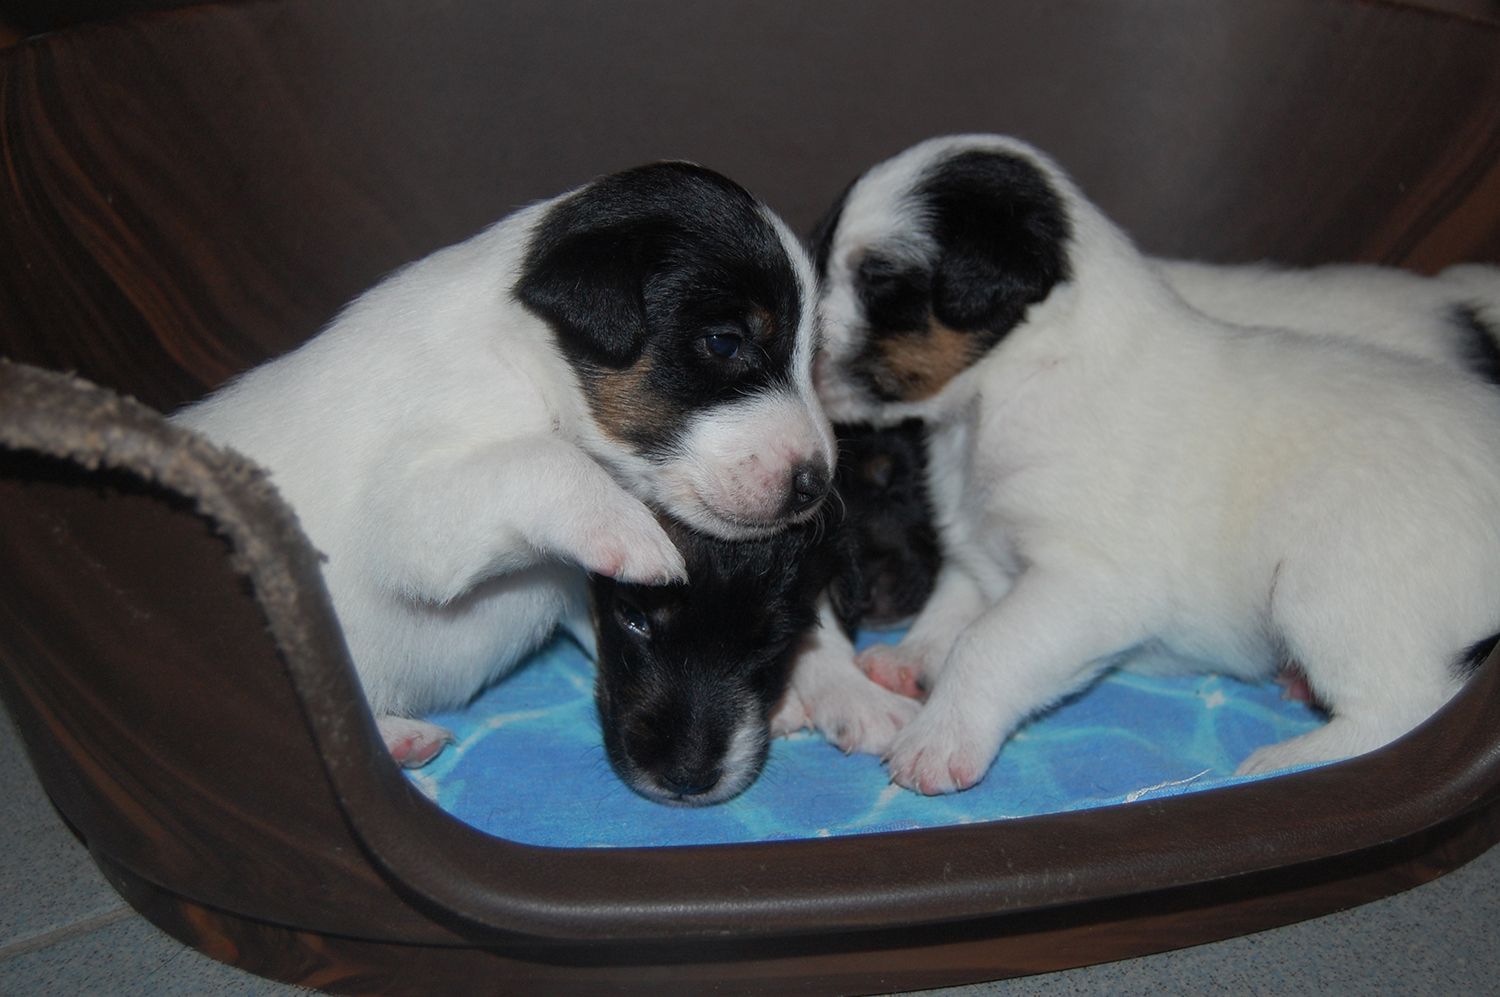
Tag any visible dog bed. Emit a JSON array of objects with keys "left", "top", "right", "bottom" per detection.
[
  {"left": 414, "top": 633, "right": 1327, "bottom": 848},
  {"left": 3, "top": 2, "right": 1500, "bottom": 995}
]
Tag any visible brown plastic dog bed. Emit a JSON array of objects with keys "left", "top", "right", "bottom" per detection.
[{"left": 3, "top": 2, "right": 1500, "bottom": 994}]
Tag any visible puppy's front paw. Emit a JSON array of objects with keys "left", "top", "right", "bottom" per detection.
[
  {"left": 856, "top": 644, "right": 929, "bottom": 700},
  {"left": 570, "top": 500, "right": 687, "bottom": 585},
  {"left": 376, "top": 716, "right": 455, "bottom": 769},
  {"left": 823, "top": 680, "right": 923, "bottom": 756},
  {"left": 776, "top": 671, "right": 922, "bottom": 756},
  {"left": 883, "top": 702, "right": 998, "bottom": 795}
]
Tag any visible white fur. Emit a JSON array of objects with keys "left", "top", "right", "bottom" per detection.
[
  {"left": 652, "top": 388, "right": 836, "bottom": 537},
  {"left": 771, "top": 596, "right": 922, "bottom": 755},
  {"left": 817, "top": 134, "right": 1500, "bottom": 793},
  {"left": 1158, "top": 258, "right": 1496, "bottom": 368},
  {"left": 173, "top": 180, "right": 829, "bottom": 766}
]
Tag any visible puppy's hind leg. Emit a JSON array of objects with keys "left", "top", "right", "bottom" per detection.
[
  {"left": 1239, "top": 561, "right": 1472, "bottom": 775},
  {"left": 773, "top": 596, "right": 921, "bottom": 755},
  {"left": 857, "top": 564, "right": 991, "bottom": 699},
  {"left": 1236, "top": 637, "right": 1464, "bottom": 776}
]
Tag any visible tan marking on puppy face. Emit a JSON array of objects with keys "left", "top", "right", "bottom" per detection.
[
  {"left": 868, "top": 319, "right": 983, "bottom": 402},
  {"left": 587, "top": 355, "right": 677, "bottom": 447},
  {"left": 748, "top": 308, "right": 775, "bottom": 339}
]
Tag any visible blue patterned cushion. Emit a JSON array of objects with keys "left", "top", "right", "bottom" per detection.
[{"left": 410, "top": 631, "right": 1327, "bottom": 847}]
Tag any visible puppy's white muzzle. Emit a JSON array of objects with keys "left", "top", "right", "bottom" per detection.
[{"left": 657, "top": 389, "right": 835, "bottom": 538}]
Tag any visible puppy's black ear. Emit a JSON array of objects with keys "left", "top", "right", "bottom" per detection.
[
  {"left": 516, "top": 222, "right": 666, "bottom": 367},
  {"left": 919, "top": 150, "right": 1072, "bottom": 338}
]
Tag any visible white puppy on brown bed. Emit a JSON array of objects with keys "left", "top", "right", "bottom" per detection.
[
  {"left": 811, "top": 133, "right": 1500, "bottom": 794},
  {"left": 175, "top": 162, "right": 837, "bottom": 767}
]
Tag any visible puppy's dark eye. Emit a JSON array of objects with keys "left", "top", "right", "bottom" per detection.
[
  {"left": 616, "top": 600, "right": 651, "bottom": 639},
  {"left": 704, "top": 331, "right": 743, "bottom": 360}
]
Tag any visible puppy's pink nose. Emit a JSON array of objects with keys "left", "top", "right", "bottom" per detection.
[{"left": 787, "top": 461, "right": 830, "bottom": 514}]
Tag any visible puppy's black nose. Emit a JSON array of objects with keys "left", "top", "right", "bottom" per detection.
[
  {"left": 787, "top": 462, "right": 831, "bottom": 514},
  {"left": 664, "top": 769, "right": 722, "bottom": 798}
]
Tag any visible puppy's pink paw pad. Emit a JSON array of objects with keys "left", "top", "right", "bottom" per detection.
[
  {"left": 376, "top": 717, "right": 455, "bottom": 769},
  {"left": 587, "top": 519, "right": 686, "bottom": 586},
  {"left": 855, "top": 646, "right": 925, "bottom": 699},
  {"left": 577, "top": 537, "right": 682, "bottom": 586}
]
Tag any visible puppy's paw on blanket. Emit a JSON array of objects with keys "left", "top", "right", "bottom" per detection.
[
  {"left": 1235, "top": 717, "right": 1373, "bottom": 776},
  {"left": 377, "top": 716, "right": 455, "bottom": 768},
  {"left": 774, "top": 656, "right": 921, "bottom": 756},
  {"left": 882, "top": 702, "right": 999, "bottom": 795}
]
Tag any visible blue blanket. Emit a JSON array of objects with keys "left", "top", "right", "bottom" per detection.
[{"left": 410, "top": 631, "right": 1327, "bottom": 848}]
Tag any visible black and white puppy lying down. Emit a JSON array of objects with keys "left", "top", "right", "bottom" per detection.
[
  {"left": 813, "top": 133, "right": 1500, "bottom": 794},
  {"left": 174, "top": 162, "right": 835, "bottom": 768},
  {"left": 591, "top": 422, "right": 937, "bottom": 806}
]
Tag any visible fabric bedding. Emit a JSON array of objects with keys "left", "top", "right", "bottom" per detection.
[{"left": 410, "top": 630, "right": 1327, "bottom": 848}]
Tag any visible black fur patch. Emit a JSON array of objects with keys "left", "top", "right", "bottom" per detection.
[
  {"left": 592, "top": 420, "right": 947, "bottom": 805},
  {"left": 592, "top": 507, "right": 852, "bottom": 805},
  {"left": 515, "top": 162, "right": 803, "bottom": 457},
  {"left": 848, "top": 149, "right": 1072, "bottom": 402},
  {"left": 917, "top": 149, "right": 1072, "bottom": 333},
  {"left": 1453, "top": 304, "right": 1500, "bottom": 386},
  {"left": 829, "top": 420, "right": 940, "bottom": 627},
  {"left": 1455, "top": 631, "right": 1500, "bottom": 680}
]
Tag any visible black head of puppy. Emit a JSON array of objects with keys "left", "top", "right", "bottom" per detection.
[
  {"left": 516, "top": 162, "right": 835, "bottom": 539},
  {"left": 830, "top": 420, "right": 941, "bottom": 627},
  {"left": 591, "top": 509, "right": 856, "bottom": 806},
  {"left": 811, "top": 135, "right": 1073, "bottom": 420}
]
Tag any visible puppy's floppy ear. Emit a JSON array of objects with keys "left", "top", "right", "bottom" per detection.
[
  {"left": 919, "top": 150, "right": 1072, "bottom": 338},
  {"left": 516, "top": 223, "right": 666, "bottom": 367}
]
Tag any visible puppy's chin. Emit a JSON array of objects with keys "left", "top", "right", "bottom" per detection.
[{"left": 657, "top": 484, "right": 825, "bottom": 541}]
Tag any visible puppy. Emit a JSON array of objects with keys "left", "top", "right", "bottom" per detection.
[
  {"left": 173, "top": 162, "right": 835, "bottom": 767},
  {"left": 592, "top": 427, "right": 935, "bottom": 805},
  {"left": 591, "top": 511, "right": 839, "bottom": 805},
  {"left": 825, "top": 276, "right": 1500, "bottom": 704},
  {"left": 813, "top": 133, "right": 1500, "bottom": 794}
]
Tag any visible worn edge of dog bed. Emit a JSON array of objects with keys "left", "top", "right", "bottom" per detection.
[{"left": 3, "top": 357, "right": 1500, "bottom": 948}]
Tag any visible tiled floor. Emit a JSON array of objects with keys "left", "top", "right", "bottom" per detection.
[{"left": 2, "top": 700, "right": 1498, "bottom": 996}]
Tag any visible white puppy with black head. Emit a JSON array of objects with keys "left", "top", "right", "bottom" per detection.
[
  {"left": 175, "top": 162, "right": 836, "bottom": 766},
  {"left": 812, "top": 133, "right": 1500, "bottom": 794}
]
